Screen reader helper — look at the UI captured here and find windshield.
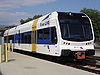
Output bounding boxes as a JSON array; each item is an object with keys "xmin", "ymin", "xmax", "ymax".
[{"xmin": 58, "ymin": 12, "xmax": 93, "ymax": 42}]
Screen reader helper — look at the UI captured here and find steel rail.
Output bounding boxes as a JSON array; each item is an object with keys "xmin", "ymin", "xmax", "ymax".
[{"xmin": 66, "ymin": 62, "xmax": 100, "ymax": 74}]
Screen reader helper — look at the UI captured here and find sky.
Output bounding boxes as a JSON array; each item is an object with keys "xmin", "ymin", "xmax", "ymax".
[{"xmin": 0, "ymin": 0, "xmax": 100, "ymax": 26}]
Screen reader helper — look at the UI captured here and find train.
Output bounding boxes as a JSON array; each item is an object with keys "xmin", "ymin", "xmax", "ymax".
[{"xmin": 4, "ymin": 12, "xmax": 95, "ymax": 60}]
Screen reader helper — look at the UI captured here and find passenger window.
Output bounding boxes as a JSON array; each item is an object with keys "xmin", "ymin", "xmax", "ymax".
[
  {"xmin": 44, "ymin": 28, "xmax": 49, "ymax": 40},
  {"xmin": 22, "ymin": 33, "xmax": 25, "ymax": 43},
  {"xmin": 51, "ymin": 27, "xmax": 57, "ymax": 44},
  {"xmin": 8, "ymin": 35, "xmax": 14, "ymax": 43},
  {"xmin": 37, "ymin": 27, "xmax": 57, "ymax": 44},
  {"xmin": 37, "ymin": 29, "xmax": 43, "ymax": 40},
  {"xmin": 22, "ymin": 32, "xmax": 31, "ymax": 44}
]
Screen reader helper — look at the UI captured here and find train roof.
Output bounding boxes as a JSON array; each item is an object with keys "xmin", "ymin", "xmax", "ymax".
[
  {"xmin": 58, "ymin": 12, "xmax": 86, "ymax": 16},
  {"xmin": 4, "ymin": 11, "xmax": 86, "ymax": 36}
]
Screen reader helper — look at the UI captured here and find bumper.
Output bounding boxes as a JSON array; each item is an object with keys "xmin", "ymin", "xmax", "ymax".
[
  {"xmin": 86, "ymin": 49, "xmax": 95, "ymax": 56},
  {"xmin": 61, "ymin": 49, "xmax": 95, "ymax": 56}
]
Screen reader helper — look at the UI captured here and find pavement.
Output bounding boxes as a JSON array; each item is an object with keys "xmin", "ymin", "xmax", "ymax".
[{"xmin": 0, "ymin": 52, "xmax": 97, "ymax": 75}]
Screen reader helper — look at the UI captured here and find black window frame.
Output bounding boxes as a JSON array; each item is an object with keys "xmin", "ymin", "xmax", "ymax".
[
  {"xmin": 37, "ymin": 27, "xmax": 57, "ymax": 44},
  {"xmin": 22, "ymin": 31, "xmax": 31, "ymax": 44},
  {"xmin": 58, "ymin": 12, "xmax": 93, "ymax": 42}
]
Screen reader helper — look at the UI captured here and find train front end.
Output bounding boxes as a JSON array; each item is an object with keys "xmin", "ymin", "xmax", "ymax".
[{"xmin": 58, "ymin": 12, "xmax": 95, "ymax": 60}]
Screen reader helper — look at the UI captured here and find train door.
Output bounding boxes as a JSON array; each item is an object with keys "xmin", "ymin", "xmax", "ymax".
[
  {"xmin": 32, "ymin": 19, "xmax": 38, "ymax": 52},
  {"xmin": 36, "ymin": 28, "xmax": 51, "ymax": 54},
  {"xmin": 49, "ymin": 27, "xmax": 59, "ymax": 55},
  {"xmin": 36, "ymin": 27, "xmax": 58, "ymax": 55}
]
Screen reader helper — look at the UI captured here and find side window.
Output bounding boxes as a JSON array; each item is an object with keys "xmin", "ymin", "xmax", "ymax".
[
  {"xmin": 37, "ymin": 27, "xmax": 57, "ymax": 44},
  {"xmin": 10, "ymin": 35, "xmax": 14, "ymax": 43},
  {"xmin": 22, "ymin": 33, "xmax": 25, "ymax": 43},
  {"xmin": 27, "ymin": 32, "xmax": 31, "ymax": 44},
  {"xmin": 44, "ymin": 28, "xmax": 49, "ymax": 40},
  {"xmin": 37, "ymin": 29, "xmax": 43, "ymax": 40},
  {"xmin": 37, "ymin": 28, "xmax": 50, "ymax": 40},
  {"xmin": 8, "ymin": 35, "xmax": 14, "ymax": 43},
  {"xmin": 51, "ymin": 27, "xmax": 57, "ymax": 44},
  {"xmin": 22, "ymin": 32, "xmax": 31, "ymax": 44},
  {"xmin": 18, "ymin": 30, "xmax": 20, "ymax": 43}
]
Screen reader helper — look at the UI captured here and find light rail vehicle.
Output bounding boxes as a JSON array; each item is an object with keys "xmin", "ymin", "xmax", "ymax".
[{"xmin": 4, "ymin": 12, "xmax": 95, "ymax": 60}]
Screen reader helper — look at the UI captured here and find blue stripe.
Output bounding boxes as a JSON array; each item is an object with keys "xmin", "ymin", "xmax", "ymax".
[
  {"xmin": 37, "ymin": 40, "xmax": 55, "ymax": 45},
  {"xmin": 42, "ymin": 14, "xmax": 51, "ymax": 22}
]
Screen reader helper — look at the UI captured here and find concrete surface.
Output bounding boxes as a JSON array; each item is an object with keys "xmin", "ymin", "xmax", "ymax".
[{"xmin": 0, "ymin": 52, "xmax": 96, "ymax": 75}]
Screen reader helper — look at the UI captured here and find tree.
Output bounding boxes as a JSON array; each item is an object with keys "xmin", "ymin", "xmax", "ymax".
[
  {"xmin": 32, "ymin": 15, "xmax": 42, "ymax": 20},
  {"xmin": 20, "ymin": 19, "xmax": 25, "ymax": 24},
  {"xmin": 80, "ymin": 8, "xmax": 100, "ymax": 38},
  {"xmin": 20, "ymin": 15, "xmax": 42, "ymax": 24}
]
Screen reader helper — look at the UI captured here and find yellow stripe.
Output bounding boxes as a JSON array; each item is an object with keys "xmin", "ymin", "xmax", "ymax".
[
  {"xmin": 41, "ymin": 18, "xmax": 50, "ymax": 23},
  {"xmin": 32, "ymin": 19, "xmax": 39, "ymax": 52}
]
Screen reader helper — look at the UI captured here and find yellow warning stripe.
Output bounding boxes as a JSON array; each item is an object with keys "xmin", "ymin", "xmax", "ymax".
[
  {"xmin": 41, "ymin": 18, "xmax": 51, "ymax": 23},
  {"xmin": 32, "ymin": 19, "xmax": 39, "ymax": 52}
]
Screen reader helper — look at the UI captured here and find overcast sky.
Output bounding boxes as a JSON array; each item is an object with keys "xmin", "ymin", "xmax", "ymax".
[{"xmin": 0, "ymin": 0, "xmax": 100, "ymax": 26}]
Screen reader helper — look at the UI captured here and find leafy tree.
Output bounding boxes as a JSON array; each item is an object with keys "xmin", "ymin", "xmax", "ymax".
[
  {"xmin": 80, "ymin": 8, "xmax": 100, "ymax": 38},
  {"xmin": 20, "ymin": 19, "xmax": 25, "ymax": 24},
  {"xmin": 32, "ymin": 15, "xmax": 42, "ymax": 20},
  {"xmin": 20, "ymin": 15, "xmax": 42, "ymax": 24}
]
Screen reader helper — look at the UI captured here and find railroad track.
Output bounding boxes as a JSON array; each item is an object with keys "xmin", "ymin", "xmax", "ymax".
[
  {"xmin": 64, "ymin": 56, "xmax": 100, "ymax": 74},
  {"xmin": 87, "ymin": 56, "xmax": 100, "ymax": 61},
  {"xmin": 65, "ymin": 60, "xmax": 100, "ymax": 74}
]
